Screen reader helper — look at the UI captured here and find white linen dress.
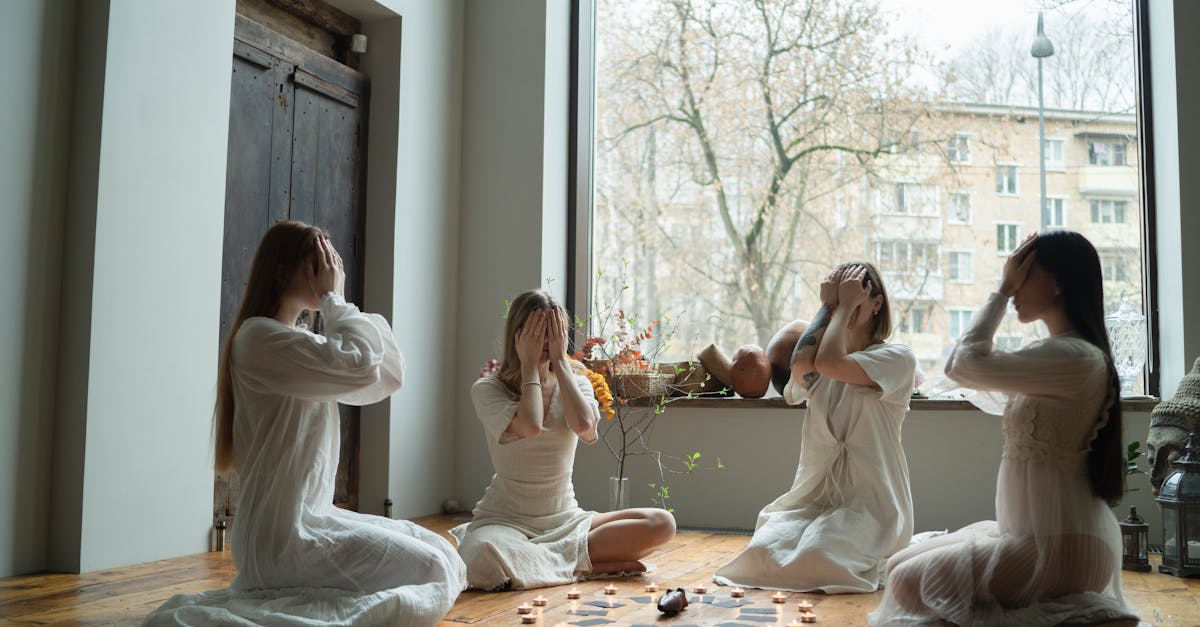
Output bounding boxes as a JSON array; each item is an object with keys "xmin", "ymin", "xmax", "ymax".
[
  {"xmin": 146, "ymin": 293, "xmax": 467, "ymax": 627},
  {"xmin": 713, "ymin": 343, "xmax": 917, "ymax": 593},
  {"xmin": 451, "ymin": 374, "xmax": 600, "ymax": 591},
  {"xmin": 869, "ymin": 292, "xmax": 1137, "ymax": 626}
]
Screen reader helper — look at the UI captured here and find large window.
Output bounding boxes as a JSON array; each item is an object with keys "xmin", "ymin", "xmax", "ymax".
[{"xmin": 587, "ymin": 0, "xmax": 1148, "ymax": 393}]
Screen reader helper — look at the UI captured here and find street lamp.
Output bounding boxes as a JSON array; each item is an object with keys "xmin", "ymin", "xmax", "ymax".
[{"xmin": 1031, "ymin": 12, "xmax": 1055, "ymax": 229}]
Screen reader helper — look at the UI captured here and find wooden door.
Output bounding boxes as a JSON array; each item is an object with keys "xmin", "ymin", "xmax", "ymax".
[{"xmin": 215, "ymin": 14, "xmax": 370, "ymax": 522}]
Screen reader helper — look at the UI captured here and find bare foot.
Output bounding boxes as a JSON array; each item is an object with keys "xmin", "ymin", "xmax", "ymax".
[{"xmin": 590, "ymin": 560, "xmax": 647, "ymax": 575}]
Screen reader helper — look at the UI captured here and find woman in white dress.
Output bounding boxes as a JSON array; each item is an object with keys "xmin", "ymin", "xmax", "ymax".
[
  {"xmin": 147, "ymin": 221, "xmax": 466, "ymax": 627},
  {"xmin": 452, "ymin": 289, "xmax": 676, "ymax": 590},
  {"xmin": 714, "ymin": 262, "xmax": 916, "ymax": 593},
  {"xmin": 870, "ymin": 231, "xmax": 1137, "ymax": 626}
]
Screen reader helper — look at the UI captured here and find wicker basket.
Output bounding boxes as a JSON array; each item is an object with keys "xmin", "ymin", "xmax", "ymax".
[{"xmin": 612, "ymin": 372, "xmax": 674, "ymax": 399}]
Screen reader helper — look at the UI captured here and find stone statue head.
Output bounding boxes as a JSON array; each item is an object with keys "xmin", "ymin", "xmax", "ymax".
[{"xmin": 1148, "ymin": 357, "xmax": 1200, "ymax": 494}]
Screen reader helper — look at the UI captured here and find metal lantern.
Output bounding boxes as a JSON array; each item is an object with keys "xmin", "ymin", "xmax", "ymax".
[
  {"xmin": 1156, "ymin": 432, "xmax": 1200, "ymax": 577},
  {"xmin": 1105, "ymin": 291, "xmax": 1147, "ymax": 396},
  {"xmin": 1119, "ymin": 506, "xmax": 1150, "ymax": 572}
]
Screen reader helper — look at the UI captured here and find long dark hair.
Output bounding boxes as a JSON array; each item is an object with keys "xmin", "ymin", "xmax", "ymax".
[
  {"xmin": 1033, "ymin": 230, "xmax": 1124, "ymax": 504},
  {"xmin": 215, "ymin": 220, "xmax": 326, "ymax": 472}
]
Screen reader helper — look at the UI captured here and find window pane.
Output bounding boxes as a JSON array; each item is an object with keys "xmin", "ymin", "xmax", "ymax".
[{"xmin": 591, "ymin": 0, "xmax": 1146, "ymax": 393}]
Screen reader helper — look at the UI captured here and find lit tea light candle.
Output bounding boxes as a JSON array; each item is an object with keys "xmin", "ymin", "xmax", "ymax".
[
  {"xmin": 520, "ymin": 615, "xmax": 537, "ymax": 625},
  {"xmin": 532, "ymin": 595, "xmax": 548, "ymax": 607},
  {"xmin": 772, "ymin": 591, "xmax": 787, "ymax": 603},
  {"xmin": 516, "ymin": 602, "xmax": 533, "ymax": 615},
  {"xmin": 730, "ymin": 587, "xmax": 745, "ymax": 598},
  {"xmin": 693, "ymin": 583, "xmax": 708, "ymax": 594},
  {"xmin": 566, "ymin": 588, "xmax": 581, "ymax": 600},
  {"xmin": 800, "ymin": 611, "xmax": 818, "ymax": 623},
  {"xmin": 603, "ymin": 584, "xmax": 618, "ymax": 595},
  {"xmin": 788, "ymin": 620, "xmax": 804, "ymax": 627},
  {"xmin": 644, "ymin": 582, "xmax": 659, "ymax": 593},
  {"xmin": 797, "ymin": 599, "xmax": 814, "ymax": 611}
]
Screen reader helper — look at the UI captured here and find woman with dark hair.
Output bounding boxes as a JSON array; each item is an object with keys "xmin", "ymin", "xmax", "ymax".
[
  {"xmin": 452, "ymin": 289, "xmax": 675, "ymax": 591},
  {"xmin": 148, "ymin": 221, "xmax": 466, "ymax": 626},
  {"xmin": 714, "ymin": 262, "xmax": 916, "ymax": 593},
  {"xmin": 871, "ymin": 232, "xmax": 1136, "ymax": 625}
]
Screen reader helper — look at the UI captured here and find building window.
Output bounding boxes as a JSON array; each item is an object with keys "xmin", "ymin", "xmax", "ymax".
[
  {"xmin": 995, "ymin": 165, "xmax": 1018, "ymax": 195},
  {"xmin": 1100, "ymin": 252, "xmax": 1128, "ymax": 281},
  {"xmin": 996, "ymin": 223, "xmax": 1020, "ymax": 255},
  {"xmin": 949, "ymin": 309, "xmax": 974, "ymax": 339},
  {"xmin": 1043, "ymin": 197, "xmax": 1067, "ymax": 228},
  {"xmin": 1090, "ymin": 199, "xmax": 1127, "ymax": 223},
  {"xmin": 897, "ymin": 304, "xmax": 933, "ymax": 334},
  {"xmin": 947, "ymin": 192, "xmax": 971, "ymax": 224},
  {"xmin": 1043, "ymin": 139, "xmax": 1065, "ymax": 171},
  {"xmin": 884, "ymin": 182, "xmax": 938, "ymax": 215},
  {"xmin": 948, "ymin": 134, "xmax": 970, "ymax": 164},
  {"xmin": 1088, "ymin": 140, "xmax": 1128, "ymax": 166},
  {"xmin": 948, "ymin": 251, "xmax": 973, "ymax": 283},
  {"xmin": 876, "ymin": 240, "xmax": 940, "ymax": 275}
]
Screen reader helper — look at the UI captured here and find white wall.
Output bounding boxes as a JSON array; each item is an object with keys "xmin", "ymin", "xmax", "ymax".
[
  {"xmin": 568, "ymin": 406, "xmax": 1162, "ymax": 540},
  {"xmin": 1152, "ymin": 0, "xmax": 1200, "ymax": 398},
  {"xmin": 0, "ymin": 0, "xmax": 75, "ymax": 578},
  {"xmin": 455, "ymin": 0, "xmax": 572, "ymax": 505},
  {"xmin": 347, "ymin": 0, "xmax": 466, "ymax": 519},
  {"xmin": 49, "ymin": 0, "xmax": 235, "ymax": 572}
]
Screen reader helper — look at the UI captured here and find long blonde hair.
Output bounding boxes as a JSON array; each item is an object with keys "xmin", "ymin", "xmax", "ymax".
[
  {"xmin": 215, "ymin": 220, "xmax": 326, "ymax": 472},
  {"xmin": 495, "ymin": 290, "xmax": 577, "ymax": 399}
]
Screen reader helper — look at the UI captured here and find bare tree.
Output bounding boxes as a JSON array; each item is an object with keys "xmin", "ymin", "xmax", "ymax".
[
  {"xmin": 944, "ymin": 7, "xmax": 1135, "ymax": 113},
  {"xmin": 596, "ymin": 0, "xmax": 940, "ymax": 348}
]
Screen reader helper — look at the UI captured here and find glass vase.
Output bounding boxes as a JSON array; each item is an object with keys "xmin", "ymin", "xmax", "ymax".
[
  {"xmin": 608, "ymin": 476, "xmax": 629, "ymax": 511},
  {"xmin": 1104, "ymin": 291, "xmax": 1147, "ymax": 396}
]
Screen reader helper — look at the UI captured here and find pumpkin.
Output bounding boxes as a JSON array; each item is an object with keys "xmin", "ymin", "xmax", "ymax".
[{"xmin": 731, "ymin": 344, "xmax": 771, "ymax": 398}]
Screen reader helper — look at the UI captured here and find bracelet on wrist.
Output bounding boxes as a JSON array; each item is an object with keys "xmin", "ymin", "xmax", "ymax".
[{"xmin": 522, "ymin": 381, "xmax": 542, "ymax": 387}]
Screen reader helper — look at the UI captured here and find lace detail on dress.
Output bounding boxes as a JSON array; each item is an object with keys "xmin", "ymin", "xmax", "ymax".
[{"xmin": 1003, "ymin": 439, "xmax": 1086, "ymax": 472}]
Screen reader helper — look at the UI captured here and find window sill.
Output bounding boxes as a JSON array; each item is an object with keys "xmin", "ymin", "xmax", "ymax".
[{"xmin": 634, "ymin": 395, "xmax": 1160, "ymax": 412}]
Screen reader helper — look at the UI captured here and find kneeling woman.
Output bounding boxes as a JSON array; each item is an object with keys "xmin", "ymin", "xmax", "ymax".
[
  {"xmin": 714, "ymin": 263, "xmax": 916, "ymax": 594},
  {"xmin": 148, "ymin": 221, "xmax": 466, "ymax": 626},
  {"xmin": 453, "ymin": 290, "xmax": 676, "ymax": 590}
]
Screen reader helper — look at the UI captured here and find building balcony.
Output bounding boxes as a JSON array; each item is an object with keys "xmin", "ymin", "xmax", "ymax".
[{"xmin": 1078, "ymin": 165, "xmax": 1137, "ymax": 197}]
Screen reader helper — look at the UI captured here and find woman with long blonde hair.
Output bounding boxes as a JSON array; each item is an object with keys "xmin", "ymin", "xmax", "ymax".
[
  {"xmin": 715, "ymin": 262, "xmax": 917, "ymax": 594},
  {"xmin": 148, "ymin": 221, "xmax": 465, "ymax": 626},
  {"xmin": 451, "ymin": 289, "xmax": 676, "ymax": 590}
]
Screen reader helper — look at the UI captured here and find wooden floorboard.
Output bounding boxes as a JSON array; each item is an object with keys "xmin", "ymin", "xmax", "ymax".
[{"xmin": 0, "ymin": 515, "xmax": 1195, "ymax": 626}]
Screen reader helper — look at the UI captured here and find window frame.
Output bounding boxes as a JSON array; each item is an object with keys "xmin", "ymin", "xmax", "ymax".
[
  {"xmin": 1043, "ymin": 195, "xmax": 1069, "ymax": 229},
  {"xmin": 948, "ymin": 132, "xmax": 972, "ymax": 165},
  {"xmin": 995, "ymin": 222, "xmax": 1021, "ymax": 256},
  {"xmin": 1042, "ymin": 137, "xmax": 1066, "ymax": 172},
  {"xmin": 946, "ymin": 190, "xmax": 972, "ymax": 225},
  {"xmin": 947, "ymin": 249, "xmax": 974, "ymax": 284},
  {"xmin": 995, "ymin": 163, "xmax": 1020, "ymax": 196},
  {"xmin": 571, "ymin": 0, "xmax": 1162, "ymax": 397}
]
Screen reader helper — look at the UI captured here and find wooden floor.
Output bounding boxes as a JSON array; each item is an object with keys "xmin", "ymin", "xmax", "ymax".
[{"xmin": 1, "ymin": 514, "xmax": 1197, "ymax": 626}]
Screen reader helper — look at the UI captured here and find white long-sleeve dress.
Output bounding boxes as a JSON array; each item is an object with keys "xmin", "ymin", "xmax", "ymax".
[
  {"xmin": 146, "ymin": 293, "xmax": 467, "ymax": 627},
  {"xmin": 713, "ymin": 343, "xmax": 917, "ymax": 593},
  {"xmin": 450, "ymin": 375, "xmax": 600, "ymax": 591},
  {"xmin": 870, "ymin": 292, "xmax": 1137, "ymax": 626}
]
